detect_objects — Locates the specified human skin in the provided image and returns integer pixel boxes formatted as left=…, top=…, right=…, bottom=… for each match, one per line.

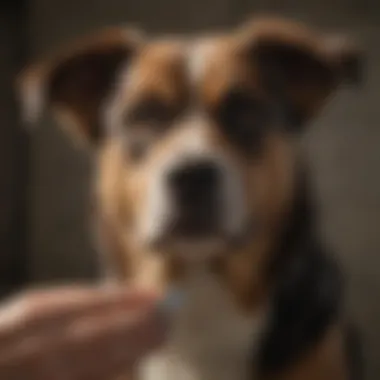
left=0, top=285, right=165, bottom=380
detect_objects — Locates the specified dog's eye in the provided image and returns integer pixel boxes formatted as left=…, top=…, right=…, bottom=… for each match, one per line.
left=123, top=128, right=156, bottom=163
left=126, top=97, right=173, bottom=126
left=123, top=97, right=175, bottom=163
left=217, top=90, right=267, bottom=154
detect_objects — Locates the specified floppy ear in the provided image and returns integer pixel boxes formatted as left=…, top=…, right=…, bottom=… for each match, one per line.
left=17, top=27, right=143, bottom=145
left=239, top=17, right=363, bottom=130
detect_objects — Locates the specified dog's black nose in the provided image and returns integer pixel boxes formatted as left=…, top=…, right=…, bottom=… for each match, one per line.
left=169, top=160, right=220, bottom=198
left=168, top=160, right=221, bottom=235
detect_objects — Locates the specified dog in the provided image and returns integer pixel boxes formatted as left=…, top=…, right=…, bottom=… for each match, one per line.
left=17, top=15, right=364, bottom=380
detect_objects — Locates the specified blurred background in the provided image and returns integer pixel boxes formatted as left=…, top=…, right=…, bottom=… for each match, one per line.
left=0, top=0, right=379, bottom=378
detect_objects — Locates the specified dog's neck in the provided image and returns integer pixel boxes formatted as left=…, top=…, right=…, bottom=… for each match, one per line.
left=267, top=163, right=317, bottom=278
left=255, top=165, right=344, bottom=377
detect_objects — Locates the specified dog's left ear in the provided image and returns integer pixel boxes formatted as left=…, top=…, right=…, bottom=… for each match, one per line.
left=238, top=17, right=364, bottom=130
left=16, top=27, right=143, bottom=146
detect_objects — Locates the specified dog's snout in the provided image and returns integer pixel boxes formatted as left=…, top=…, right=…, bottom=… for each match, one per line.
left=168, top=160, right=221, bottom=204
left=169, top=161, right=220, bottom=198
left=167, top=160, right=222, bottom=236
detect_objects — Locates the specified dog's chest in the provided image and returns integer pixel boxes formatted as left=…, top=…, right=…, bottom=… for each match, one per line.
left=139, top=272, right=267, bottom=380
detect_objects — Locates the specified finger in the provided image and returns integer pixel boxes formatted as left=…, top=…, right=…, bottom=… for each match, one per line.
left=59, top=307, right=166, bottom=379
left=0, top=313, right=158, bottom=380
left=97, top=326, right=164, bottom=380
left=1, top=285, right=158, bottom=328
left=0, top=286, right=160, bottom=345
left=88, top=325, right=165, bottom=380
left=0, top=299, right=166, bottom=380
left=0, top=335, right=68, bottom=380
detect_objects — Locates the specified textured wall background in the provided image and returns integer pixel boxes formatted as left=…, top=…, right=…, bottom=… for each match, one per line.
left=0, top=2, right=29, bottom=299
left=25, top=1, right=380, bottom=378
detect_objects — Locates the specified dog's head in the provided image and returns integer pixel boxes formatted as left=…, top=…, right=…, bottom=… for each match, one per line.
left=18, top=16, right=362, bottom=294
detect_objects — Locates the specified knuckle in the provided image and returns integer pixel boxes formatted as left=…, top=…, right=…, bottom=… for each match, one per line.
left=15, top=290, right=47, bottom=319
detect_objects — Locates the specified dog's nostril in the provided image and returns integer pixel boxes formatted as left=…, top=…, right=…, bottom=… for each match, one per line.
left=168, top=161, right=221, bottom=197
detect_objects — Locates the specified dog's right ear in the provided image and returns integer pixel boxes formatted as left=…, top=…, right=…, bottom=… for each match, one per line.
left=237, top=16, right=364, bottom=131
left=16, top=27, right=143, bottom=146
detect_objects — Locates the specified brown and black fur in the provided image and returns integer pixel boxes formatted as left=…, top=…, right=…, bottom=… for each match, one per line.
left=17, top=15, right=364, bottom=380
left=255, top=165, right=363, bottom=379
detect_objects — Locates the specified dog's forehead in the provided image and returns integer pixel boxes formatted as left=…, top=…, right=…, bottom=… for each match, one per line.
left=137, top=34, right=232, bottom=73
left=122, top=34, right=249, bottom=103
left=187, top=35, right=233, bottom=81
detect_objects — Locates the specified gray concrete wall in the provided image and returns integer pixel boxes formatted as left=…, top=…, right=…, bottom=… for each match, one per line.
left=28, top=1, right=380, bottom=378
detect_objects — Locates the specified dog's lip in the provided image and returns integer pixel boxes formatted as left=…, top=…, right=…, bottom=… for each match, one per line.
left=147, top=234, right=223, bottom=254
left=146, top=217, right=257, bottom=254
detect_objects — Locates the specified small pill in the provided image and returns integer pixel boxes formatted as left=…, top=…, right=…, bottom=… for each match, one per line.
left=157, top=288, right=185, bottom=315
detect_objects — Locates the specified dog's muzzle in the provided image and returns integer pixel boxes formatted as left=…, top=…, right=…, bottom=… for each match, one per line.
left=139, top=151, right=249, bottom=255
left=167, top=159, right=222, bottom=238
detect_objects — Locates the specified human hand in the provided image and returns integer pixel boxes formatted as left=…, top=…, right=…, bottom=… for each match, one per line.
left=0, top=285, right=165, bottom=380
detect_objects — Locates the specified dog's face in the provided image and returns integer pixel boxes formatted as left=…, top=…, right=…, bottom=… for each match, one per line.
left=104, top=35, right=299, bottom=262
left=18, top=17, right=361, bottom=280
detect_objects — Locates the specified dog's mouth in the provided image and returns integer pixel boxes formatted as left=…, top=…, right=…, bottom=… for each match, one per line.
left=145, top=215, right=256, bottom=263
